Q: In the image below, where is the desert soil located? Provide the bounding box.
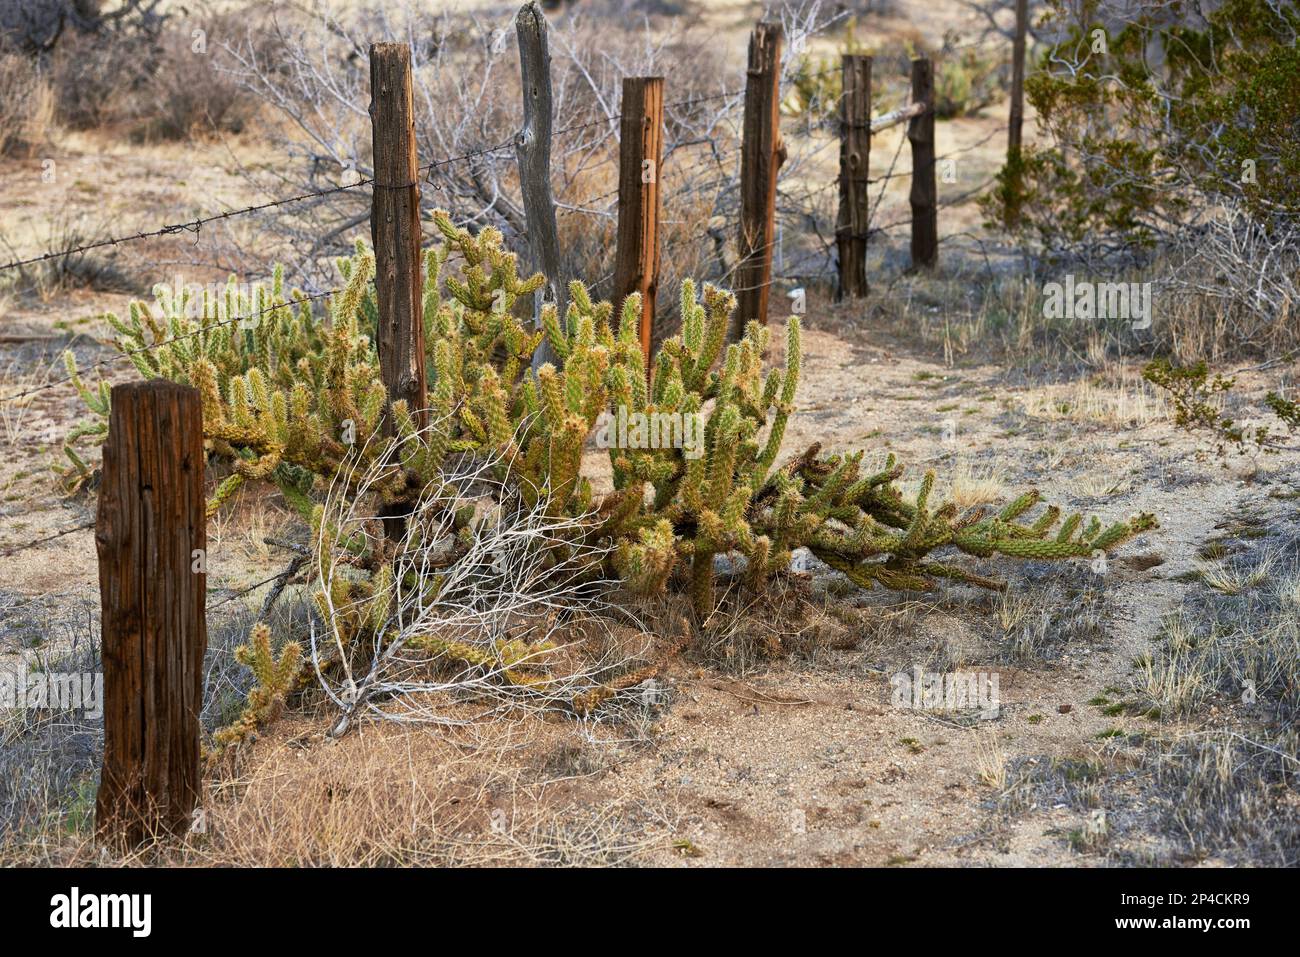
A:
[2,0,1295,866]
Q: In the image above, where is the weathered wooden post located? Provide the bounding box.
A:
[613,76,664,363]
[908,57,938,269]
[515,1,565,369]
[369,41,427,540]
[95,380,207,849]
[1006,0,1029,227]
[733,20,786,341]
[836,54,871,300]
[369,42,427,433]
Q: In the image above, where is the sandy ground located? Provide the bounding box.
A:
[4,301,1293,865]
[2,0,1296,867]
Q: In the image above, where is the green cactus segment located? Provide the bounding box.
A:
[66,208,1157,622]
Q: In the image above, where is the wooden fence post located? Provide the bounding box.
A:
[908,57,938,269]
[369,42,427,434]
[836,54,871,300]
[515,1,565,370]
[613,76,664,363]
[734,20,786,341]
[95,380,207,849]
[1006,0,1029,227]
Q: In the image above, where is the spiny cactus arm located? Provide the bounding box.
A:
[948,508,1157,561]
[206,473,245,517]
[272,468,316,522]
[475,367,515,449]
[596,482,647,534]
[688,548,716,618]
[421,244,449,334]
[407,633,553,690]
[703,403,742,512]
[823,558,997,592]
[213,623,304,750]
[615,291,642,347]
[613,517,677,595]
[800,450,863,515]
[546,415,589,510]
[682,283,732,394]
[62,351,112,416]
[542,301,570,362]
[916,562,1008,590]
[814,551,933,591]
[55,418,109,487]
[897,471,937,555]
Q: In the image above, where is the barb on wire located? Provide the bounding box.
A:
[422,138,517,181]
[2,138,529,276]
[0,520,96,559]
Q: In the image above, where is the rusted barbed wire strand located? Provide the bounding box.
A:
[0,520,97,559]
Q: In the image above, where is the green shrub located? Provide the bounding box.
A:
[984,0,1300,249]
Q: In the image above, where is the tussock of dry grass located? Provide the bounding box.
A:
[5,717,675,867]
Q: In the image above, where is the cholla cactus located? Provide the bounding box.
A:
[430,234,1155,615]
[213,622,303,749]
[65,208,1157,628]
[63,241,447,517]
[771,447,1156,595]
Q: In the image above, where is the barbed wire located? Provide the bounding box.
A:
[0,86,757,276]
[0,138,526,276]
[0,519,97,559]
[209,566,306,609]
[0,182,369,275]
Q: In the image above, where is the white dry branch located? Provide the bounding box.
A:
[214,0,855,297]
[312,424,649,737]
[1160,204,1300,360]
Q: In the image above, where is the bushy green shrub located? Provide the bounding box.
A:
[984,0,1300,249]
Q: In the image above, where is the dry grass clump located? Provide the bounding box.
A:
[4,712,675,867]
[685,575,852,674]
[1134,543,1299,720]
[1149,730,1299,866]
[190,722,519,867]
[994,581,1106,662]
[974,731,1007,790]
[0,211,135,302]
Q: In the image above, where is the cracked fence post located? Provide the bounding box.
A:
[836,54,871,300]
[369,41,427,435]
[613,76,664,364]
[515,1,565,371]
[95,380,207,850]
[370,42,426,540]
[908,57,938,270]
[733,20,786,342]
[1006,0,1029,227]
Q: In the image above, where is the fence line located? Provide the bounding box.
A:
[0,3,1048,851]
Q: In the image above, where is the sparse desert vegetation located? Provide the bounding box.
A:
[0,0,1296,880]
